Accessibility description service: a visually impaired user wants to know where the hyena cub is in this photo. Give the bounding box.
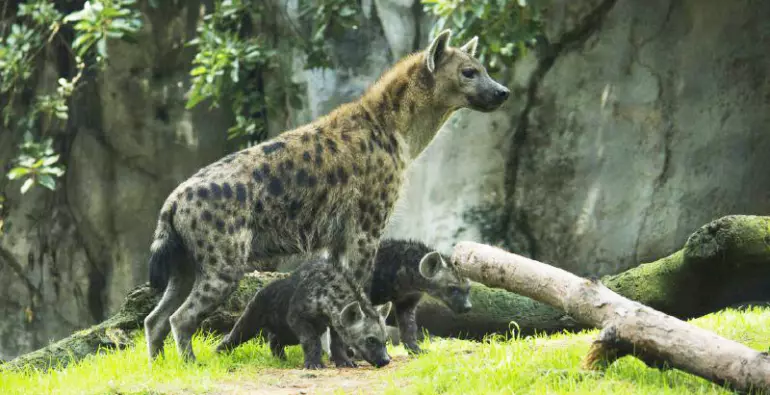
[215,259,392,369]
[325,238,472,356]
[143,28,509,363]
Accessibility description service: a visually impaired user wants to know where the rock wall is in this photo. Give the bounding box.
[0,1,232,359]
[2,0,770,359]
[500,0,770,276]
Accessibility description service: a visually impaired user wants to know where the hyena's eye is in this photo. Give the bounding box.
[461,68,477,79]
[366,337,379,348]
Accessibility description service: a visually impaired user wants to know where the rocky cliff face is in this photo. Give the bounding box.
[498,0,770,276]
[2,0,769,359]
[0,1,231,359]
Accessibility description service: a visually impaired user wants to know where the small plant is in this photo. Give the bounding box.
[7,134,66,194]
[298,0,360,69]
[1,0,142,198]
[186,0,278,143]
[185,0,351,147]
[63,0,142,62]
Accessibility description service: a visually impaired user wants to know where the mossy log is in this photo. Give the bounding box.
[452,240,770,393]
[422,214,770,338]
[5,215,770,372]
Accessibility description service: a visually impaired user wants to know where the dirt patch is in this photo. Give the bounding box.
[209,355,410,395]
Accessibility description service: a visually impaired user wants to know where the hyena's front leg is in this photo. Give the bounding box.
[329,328,357,368]
[396,303,425,355]
[287,312,325,369]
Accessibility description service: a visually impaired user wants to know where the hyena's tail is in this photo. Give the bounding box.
[148,201,184,291]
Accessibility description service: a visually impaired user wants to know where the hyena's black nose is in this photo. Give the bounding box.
[377,355,391,368]
[495,87,510,100]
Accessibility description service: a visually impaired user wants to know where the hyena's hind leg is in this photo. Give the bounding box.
[144,268,195,359]
[169,266,242,362]
[168,227,255,362]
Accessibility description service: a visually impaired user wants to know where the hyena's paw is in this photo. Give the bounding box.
[304,361,326,370]
[333,358,358,368]
[405,343,427,356]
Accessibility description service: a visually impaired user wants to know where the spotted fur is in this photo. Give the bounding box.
[320,238,471,356]
[215,259,392,369]
[143,29,510,362]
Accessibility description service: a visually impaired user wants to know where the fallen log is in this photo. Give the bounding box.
[452,241,770,393]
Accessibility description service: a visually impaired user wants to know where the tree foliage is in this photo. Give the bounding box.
[1,0,143,199]
[422,0,543,74]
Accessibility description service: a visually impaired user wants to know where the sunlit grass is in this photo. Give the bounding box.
[0,331,307,395]
[383,306,770,395]
[1,306,769,395]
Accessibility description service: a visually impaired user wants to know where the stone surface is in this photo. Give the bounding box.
[503,0,770,276]
[0,1,231,359]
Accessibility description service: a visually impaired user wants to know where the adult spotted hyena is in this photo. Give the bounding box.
[143,29,510,362]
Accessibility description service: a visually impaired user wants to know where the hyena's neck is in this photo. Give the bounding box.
[397,261,429,292]
[359,54,455,160]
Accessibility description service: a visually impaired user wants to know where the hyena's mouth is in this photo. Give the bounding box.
[467,94,507,112]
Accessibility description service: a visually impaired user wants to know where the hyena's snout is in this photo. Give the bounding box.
[469,77,510,112]
[374,352,391,368]
[484,79,510,108]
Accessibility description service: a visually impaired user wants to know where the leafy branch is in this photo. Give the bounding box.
[1,0,142,200]
[421,0,543,74]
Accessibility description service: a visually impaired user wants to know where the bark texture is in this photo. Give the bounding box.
[453,241,770,393]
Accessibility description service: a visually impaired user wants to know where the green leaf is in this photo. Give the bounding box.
[190,66,207,76]
[7,167,30,180]
[185,90,206,109]
[42,155,60,166]
[38,174,56,190]
[96,37,107,57]
[40,166,65,177]
[473,4,486,19]
[20,178,34,194]
[63,9,89,23]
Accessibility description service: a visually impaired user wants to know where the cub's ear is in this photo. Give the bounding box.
[459,36,479,58]
[375,301,393,319]
[425,29,452,73]
[340,301,365,327]
[418,251,445,279]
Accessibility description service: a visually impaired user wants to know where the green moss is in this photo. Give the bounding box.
[603,215,770,318]
[416,282,586,339]
[602,249,685,313]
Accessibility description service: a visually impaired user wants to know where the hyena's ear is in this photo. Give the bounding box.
[425,29,452,73]
[459,36,479,58]
[340,301,365,327]
[418,251,445,279]
[375,301,393,319]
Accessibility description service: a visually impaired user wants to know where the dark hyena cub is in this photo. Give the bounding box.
[326,238,471,356]
[143,29,510,363]
[215,259,392,369]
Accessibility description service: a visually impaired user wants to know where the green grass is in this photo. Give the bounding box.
[2,307,769,395]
